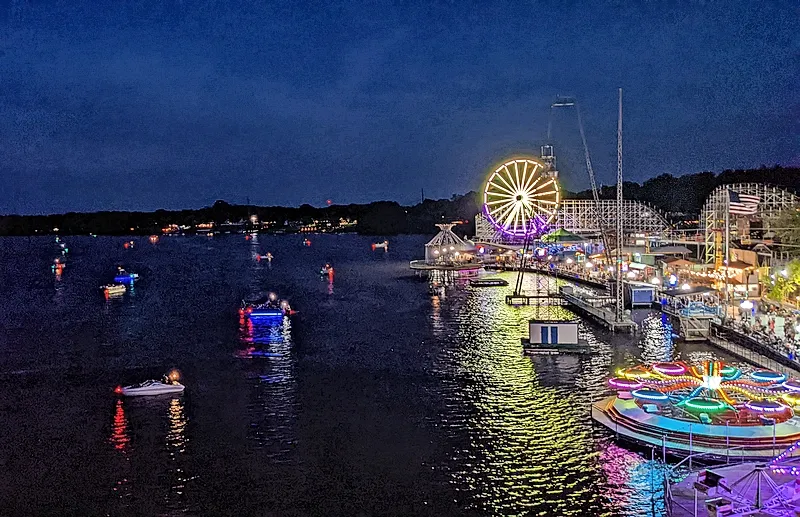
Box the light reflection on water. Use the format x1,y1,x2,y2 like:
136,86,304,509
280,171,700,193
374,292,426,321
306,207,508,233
108,395,194,515
239,317,298,463
430,271,671,516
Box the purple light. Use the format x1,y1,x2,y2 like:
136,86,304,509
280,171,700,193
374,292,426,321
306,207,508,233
482,204,549,239
652,362,687,376
783,379,800,392
745,400,788,413
608,378,643,390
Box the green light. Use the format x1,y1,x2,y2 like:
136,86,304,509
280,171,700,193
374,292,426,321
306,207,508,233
683,397,727,413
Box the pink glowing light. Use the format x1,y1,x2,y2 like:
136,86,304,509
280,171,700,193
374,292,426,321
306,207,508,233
608,378,643,390
652,362,687,376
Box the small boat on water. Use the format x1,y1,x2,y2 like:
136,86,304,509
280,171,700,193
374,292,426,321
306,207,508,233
102,283,126,296
114,268,140,283
371,240,389,251
303,238,312,247
116,379,185,396
256,252,273,262
240,293,292,318
116,372,185,396
470,278,509,287
320,263,334,276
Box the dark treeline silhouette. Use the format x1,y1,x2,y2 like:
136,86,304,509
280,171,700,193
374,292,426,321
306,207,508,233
0,166,796,236
570,165,799,215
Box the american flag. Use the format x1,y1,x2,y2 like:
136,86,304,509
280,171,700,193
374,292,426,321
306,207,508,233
728,190,760,215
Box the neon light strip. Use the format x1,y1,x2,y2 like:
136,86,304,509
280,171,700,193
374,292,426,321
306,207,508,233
608,378,643,390
745,400,788,413
652,363,687,375
631,389,669,402
683,398,727,412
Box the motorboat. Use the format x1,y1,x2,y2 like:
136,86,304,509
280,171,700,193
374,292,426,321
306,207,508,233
470,278,509,287
102,283,126,296
320,263,334,276
303,238,312,247
240,294,292,318
371,240,389,251
256,252,273,262
113,269,139,283
116,379,185,396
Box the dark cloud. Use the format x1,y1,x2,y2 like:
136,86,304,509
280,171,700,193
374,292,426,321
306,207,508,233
0,0,797,213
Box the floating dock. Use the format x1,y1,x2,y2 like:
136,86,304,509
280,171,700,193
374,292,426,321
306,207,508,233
521,319,591,355
505,294,567,306
559,286,636,332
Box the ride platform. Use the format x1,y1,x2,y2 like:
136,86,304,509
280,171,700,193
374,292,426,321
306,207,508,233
592,396,800,460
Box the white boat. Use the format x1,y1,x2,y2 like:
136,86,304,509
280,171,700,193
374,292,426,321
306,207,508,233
371,240,389,251
101,283,126,295
117,379,185,396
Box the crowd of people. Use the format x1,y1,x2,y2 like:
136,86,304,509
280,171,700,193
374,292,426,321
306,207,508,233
728,304,800,360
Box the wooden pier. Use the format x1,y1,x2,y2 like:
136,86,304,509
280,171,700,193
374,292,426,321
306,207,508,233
560,287,636,332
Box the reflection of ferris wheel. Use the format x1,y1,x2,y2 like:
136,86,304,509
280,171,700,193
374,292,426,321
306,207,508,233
482,157,561,238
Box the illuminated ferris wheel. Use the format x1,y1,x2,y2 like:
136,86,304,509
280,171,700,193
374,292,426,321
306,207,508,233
482,157,561,238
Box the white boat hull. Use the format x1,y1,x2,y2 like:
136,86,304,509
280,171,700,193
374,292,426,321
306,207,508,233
121,382,185,396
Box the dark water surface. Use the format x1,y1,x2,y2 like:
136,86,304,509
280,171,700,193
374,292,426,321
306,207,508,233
0,235,734,516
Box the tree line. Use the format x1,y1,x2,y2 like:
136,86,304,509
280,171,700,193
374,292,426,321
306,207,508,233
0,165,796,236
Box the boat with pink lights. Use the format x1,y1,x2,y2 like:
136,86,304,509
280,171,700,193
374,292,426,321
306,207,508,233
593,360,800,459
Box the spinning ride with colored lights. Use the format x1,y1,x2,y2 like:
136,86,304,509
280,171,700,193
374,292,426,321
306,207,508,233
594,360,800,459
482,157,560,239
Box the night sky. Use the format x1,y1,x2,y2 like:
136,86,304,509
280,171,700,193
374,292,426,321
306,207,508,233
1,1,797,214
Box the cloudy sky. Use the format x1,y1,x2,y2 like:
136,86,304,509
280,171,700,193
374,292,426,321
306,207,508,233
1,0,797,213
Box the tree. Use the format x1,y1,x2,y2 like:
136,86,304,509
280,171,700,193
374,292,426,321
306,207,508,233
773,208,800,245
767,259,800,302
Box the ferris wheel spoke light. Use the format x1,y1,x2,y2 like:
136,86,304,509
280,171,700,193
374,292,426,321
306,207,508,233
482,157,561,238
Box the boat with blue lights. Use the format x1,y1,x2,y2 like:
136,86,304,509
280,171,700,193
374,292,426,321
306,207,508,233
240,293,292,319
593,360,800,459
113,268,139,283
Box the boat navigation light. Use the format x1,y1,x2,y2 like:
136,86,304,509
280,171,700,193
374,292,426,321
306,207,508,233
114,386,123,394
167,369,181,382
269,292,277,301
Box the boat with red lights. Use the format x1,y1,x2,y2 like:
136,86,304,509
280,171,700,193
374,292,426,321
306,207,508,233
116,371,184,396
593,360,800,459
240,293,292,319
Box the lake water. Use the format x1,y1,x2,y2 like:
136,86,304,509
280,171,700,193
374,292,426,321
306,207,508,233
0,234,734,516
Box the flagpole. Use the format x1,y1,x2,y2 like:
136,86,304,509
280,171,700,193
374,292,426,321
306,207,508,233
724,187,730,322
